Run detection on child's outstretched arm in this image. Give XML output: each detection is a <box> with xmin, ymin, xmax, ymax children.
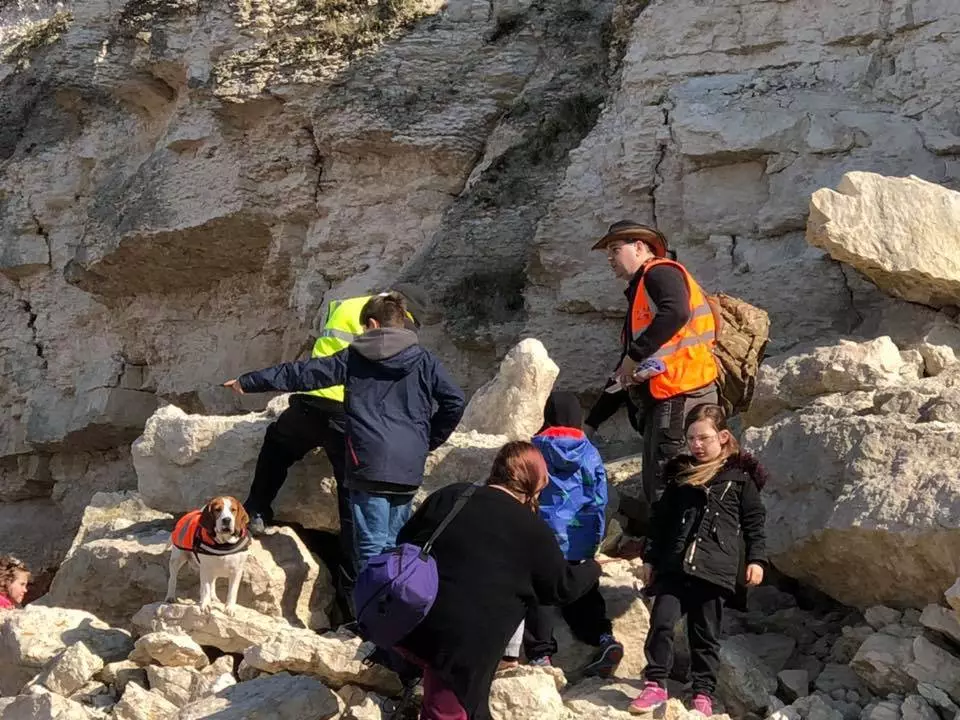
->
<box><xmin>228</xmin><ymin>350</ymin><xmax>349</xmax><ymax>394</ymax></box>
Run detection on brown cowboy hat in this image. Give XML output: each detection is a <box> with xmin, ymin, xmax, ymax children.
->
<box><xmin>591</xmin><ymin>220</ymin><xmax>668</xmax><ymax>258</ymax></box>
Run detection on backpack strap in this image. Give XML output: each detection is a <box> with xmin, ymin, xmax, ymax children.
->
<box><xmin>420</xmin><ymin>483</ymin><xmax>479</xmax><ymax>557</ymax></box>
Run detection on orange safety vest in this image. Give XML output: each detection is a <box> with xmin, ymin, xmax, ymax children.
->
<box><xmin>627</xmin><ymin>258</ymin><xmax>718</xmax><ymax>400</ymax></box>
<box><xmin>171</xmin><ymin>510</ymin><xmax>250</xmax><ymax>556</ymax></box>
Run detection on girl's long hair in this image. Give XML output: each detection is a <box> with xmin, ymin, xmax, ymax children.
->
<box><xmin>0</xmin><ymin>555</ymin><xmax>29</xmax><ymax>596</ymax></box>
<box><xmin>680</xmin><ymin>403</ymin><xmax>740</xmax><ymax>487</ymax></box>
<box><xmin>486</xmin><ymin>441</ymin><xmax>549</xmax><ymax>512</ymax></box>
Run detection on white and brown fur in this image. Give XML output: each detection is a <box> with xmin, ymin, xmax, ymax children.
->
<box><xmin>165</xmin><ymin>496</ymin><xmax>251</xmax><ymax>614</ymax></box>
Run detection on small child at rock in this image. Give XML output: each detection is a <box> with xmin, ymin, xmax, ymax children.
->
<box><xmin>629</xmin><ymin>403</ymin><xmax>768</xmax><ymax>717</ymax></box>
<box><xmin>0</xmin><ymin>555</ymin><xmax>30</xmax><ymax>609</ymax></box>
<box><xmin>520</xmin><ymin>391</ymin><xmax>624</xmax><ymax>677</ymax></box>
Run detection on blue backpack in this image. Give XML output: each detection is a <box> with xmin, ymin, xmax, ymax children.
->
<box><xmin>353</xmin><ymin>484</ymin><xmax>478</xmax><ymax>648</ymax></box>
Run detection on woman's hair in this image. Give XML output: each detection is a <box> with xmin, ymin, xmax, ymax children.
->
<box><xmin>680</xmin><ymin>403</ymin><xmax>740</xmax><ymax>487</ymax></box>
<box><xmin>0</xmin><ymin>555</ymin><xmax>29</xmax><ymax>594</ymax></box>
<box><xmin>486</xmin><ymin>441</ymin><xmax>549</xmax><ymax>512</ymax></box>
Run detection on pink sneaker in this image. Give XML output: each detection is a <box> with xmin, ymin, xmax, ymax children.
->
<box><xmin>692</xmin><ymin>694</ymin><xmax>713</xmax><ymax>716</ymax></box>
<box><xmin>629</xmin><ymin>682</ymin><xmax>668</xmax><ymax>715</ymax></box>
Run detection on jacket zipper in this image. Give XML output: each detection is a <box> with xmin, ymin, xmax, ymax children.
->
<box><xmin>347</xmin><ymin>436</ymin><xmax>359</xmax><ymax>466</ymax></box>
<box><xmin>687</xmin><ymin>480</ymin><xmax>734</xmax><ymax>569</ymax></box>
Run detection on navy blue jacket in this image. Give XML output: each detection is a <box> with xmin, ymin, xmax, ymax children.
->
<box><xmin>238</xmin><ymin>328</ymin><xmax>465</xmax><ymax>492</ymax></box>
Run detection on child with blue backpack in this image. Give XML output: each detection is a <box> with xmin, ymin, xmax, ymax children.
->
<box><xmin>520</xmin><ymin>391</ymin><xmax>624</xmax><ymax>677</ymax></box>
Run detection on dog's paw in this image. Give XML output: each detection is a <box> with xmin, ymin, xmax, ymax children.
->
<box><xmin>223</xmin><ymin>603</ymin><xmax>238</xmax><ymax>617</ymax></box>
<box><xmin>200</xmin><ymin>601</ymin><xmax>214</xmax><ymax>614</ymax></box>
<box><xmin>163</xmin><ymin>595</ymin><xmax>174</xmax><ymax>604</ymax></box>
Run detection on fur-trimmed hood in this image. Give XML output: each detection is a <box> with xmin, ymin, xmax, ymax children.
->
<box><xmin>665</xmin><ymin>450</ymin><xmax>769</xmax><ymax>490</ymax></box>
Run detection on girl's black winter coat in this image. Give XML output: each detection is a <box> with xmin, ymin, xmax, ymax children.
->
<box><xmin>645</xmin><ymin>452</ymin><xmax>768</xmax><ymax>593</ymax></box>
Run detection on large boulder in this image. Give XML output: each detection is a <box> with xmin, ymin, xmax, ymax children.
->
<box><xmin>113</xmin><ymin>681</ymin><xmax>179</xmax><ymax>720</ymax></box>
<box><xmin>132</xmin><ymin>602</ymin><xmax>298</xmax><ymax>653</ymax></box>
<box><xmin>745</xmin><ymin>337</ymin><xmax>920</xmax><ymax>427</ymax></box>
<box><xmin>178</xmin><ymin>672</ymin><xmax>341</xmax><ymax>720</ymax></box>
<box><xmin>145</xmin><ymin>655</ymin><xmax>236</xmax><ymax>708</ymax></box>
<box><xmin>42</xmin><ymin>491</ymin><xmax>333</xmax><ymax>630</ymax></box>
<box><xmin>717</xmin><ymin>638</ymin><xmax>777</xmax><ymax>717</ymax></box>
<box><xmin>129</xmin><ymin>631</ymin><xmax>209</xmax><ymax>669</ymax></box>
<box><xmin>488</xmin><ymin>666</ymin><xmax>565</xmax><ymax>720</ymax></box>
<box><xmin>0</xmin><ymin>605</ymin><xmax>132</xmax><ymax>696</ymax></box>
<box><xmin>744</xmin><ymin>362</ymin><xmax>960</xmax><ymax>608</ymax></box>
<box><xmin>417</xmin><ymin>430</ymin><xmax>508</xmax><ymax>499</ymax></box>
<box><xmin>242</xmin><ymin>628</ymin><xmax>401</xmax><ymax>695</ymax></box>
<box><xmin>553</xmin><ymin>558</ymin><xmax>649</xmax><ymax>679</ymax></box>
<box><xmin>131</xmin><ymin>603</ymin><xmax>400</xmax><ymax>694</ymax></box>
<box><xmin>904</xmin><ymin>636</ymin><xmax>960</xmax><ymax>703</ymax></box>
<box><xmin>458</xmin><ymin>338</ymin><xmax>559</xmax><ymax>440</ymax></box>
<box><xmin>0</xmin><ymin>693</ymin><xmax>95</xmax><ymax>720</ymax></box>
<box><xmin>134</xmin><ymin>402</ymin><xmax>507</xmax><ymax>527</ymax></box>
<box><xmin>132</xmin><ymin>397</ymin><xmax>340</xmax><ymax>530</ymax></box>
<box><xmin>808</xmin><ymin>172</ymin><xmax>960</xmax><ymax>309</ymax></box>
<box><xmin>919</xmin><ymin>604</ymin><xmax>960</xmax><ymax>646</ymax></box>
<box><xmin>34</xmin><ymin>641</ymin><xmax>104</xmax><ymax>697</ymax></box>
<box><xmin>851</xmin><ymin>632</ymin><xmax>917</xmax><ymax>695</ymax></box>
<box><xmin>561</xmin><ymin>677</ymin><xmax>641</xmax><ymax>719</ymax></box>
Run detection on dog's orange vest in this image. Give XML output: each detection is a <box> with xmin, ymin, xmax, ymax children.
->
<box><xmin>171</xmin><ymin>510</ymin><xmax>250</xmax><ymax>556</ymax></box>
<box><xmin>171</xmin><ymin>510</ymin><xmax>215</xmax><ymax>552</ymax></box>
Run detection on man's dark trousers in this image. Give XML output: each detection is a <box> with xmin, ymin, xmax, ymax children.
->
<box><xmin>632</xmin><ymin>383</ymin><xmax>719</xmax><ymax>505</ymax></box>
<box><xmin>244</xmin><ymin>394</ymin><xmax>354</xmax><ymax>606</ymax></box>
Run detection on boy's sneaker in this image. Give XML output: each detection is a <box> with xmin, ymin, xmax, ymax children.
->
<box><xmin>692</xmin><ymin>693</ymin><xmax>713</xmax><ymax>716</ymax></box>
<box><xmin>583</xmin><ymin>634</ymin><xmax>624</xmax><ymax>679</ymax></box>
<box><xmin>629</xmin><ymin>682</ymin><xmax>668</xmax><ymax>715</ymax></box>
<box><xmin>248</xmin><ymin>515</ymin><xmax>266</xmax><ymax>536</ymax></box>
<box><xmin>528</xmin><ymin>656</ymin><xmax>552</xmax><ymax>667</ymax></box>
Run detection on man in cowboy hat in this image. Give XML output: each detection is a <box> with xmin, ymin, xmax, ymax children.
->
<box><xmin>585</xmin><ymin>221</ymin><xmax>719</xmax><ymax>506</ymax></box>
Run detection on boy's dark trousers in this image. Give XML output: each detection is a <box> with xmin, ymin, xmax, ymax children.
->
<box><xmin>243</xmin><ymin>394</ymin><xmax>354</xmax><ymax>607</ymax></box>
<box><xmin>523</xmin><ymin>569</ymin><xmax>613</xmax><ymax>660</ymax></box>
<box><xmin>644</xmin><ymin>574</ymin><xmax>726</xmax><ymax>697</ymax></box>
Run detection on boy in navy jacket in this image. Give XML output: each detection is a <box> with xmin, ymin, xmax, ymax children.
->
<box><xmin>226</xmin><ymin>293</ymin><xmax>465</xmax><ymax>577</ymax></box>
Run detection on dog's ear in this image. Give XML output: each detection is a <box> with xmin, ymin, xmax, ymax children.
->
<box><xmin>199</xmin><ymin>499</ymin><xmax>219</xmax><ymax>535</ymax></box>
<box><xmin>233</xmin><ymin>498</ymin><xmax>250</xmax><ymax>533</ymax></box>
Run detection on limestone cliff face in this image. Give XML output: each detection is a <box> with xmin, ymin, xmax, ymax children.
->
<box><xmin>523</xmin><ymin>0</ymin><xmax>960</xmax><ymax>395</ymax></box>
<box><xmin>1</xmin><ymin>0</ymin><xmax>959</xmax><ymax>572</ymax></box>
<box><xmin>0</xmin><ymin>0</ymin><xmax>631</xmax><ymax>569</ymax></box>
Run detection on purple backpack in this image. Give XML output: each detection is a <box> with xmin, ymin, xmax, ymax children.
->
<box><xmin>353</xmin><ymin>484</ymin><xmax>478</xmax><ymax>649</ymax></box>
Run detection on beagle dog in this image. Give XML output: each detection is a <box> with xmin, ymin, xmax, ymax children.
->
<box><xmin>166</xmin><ymin>496</ymin><xmax>252</xmax><ymax>614</ymax></box>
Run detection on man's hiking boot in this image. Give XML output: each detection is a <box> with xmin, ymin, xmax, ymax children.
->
<box><xmin>583</xmin><ymin>634</ymin><xmax>624</xmax><ymax>679</ymax></box>
<box><xmin>528</xmin><ymin>656</ymin><xmax>552</xmax><ymax>667</ymax></box>
<box><xmin>248</xmin><ymin>514</ymin><xmax>266</xmax><ymax>536</ymax></box>
<box><xmin>628</xmin><ymin>682</ymin><xmax>668</xmax><ymax>715</ymax></box>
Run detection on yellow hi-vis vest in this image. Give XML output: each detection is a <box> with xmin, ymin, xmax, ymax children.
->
<box><xmin>301</xmin><ymin>296</ymin><xmax>372</xmax><ymax>403</ymax></box>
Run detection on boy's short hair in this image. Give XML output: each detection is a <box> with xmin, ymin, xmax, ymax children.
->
<box><xmin>361</xmin><ymin>292</ymin><xmax>408</xmax><ymax>329</ymax></box>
